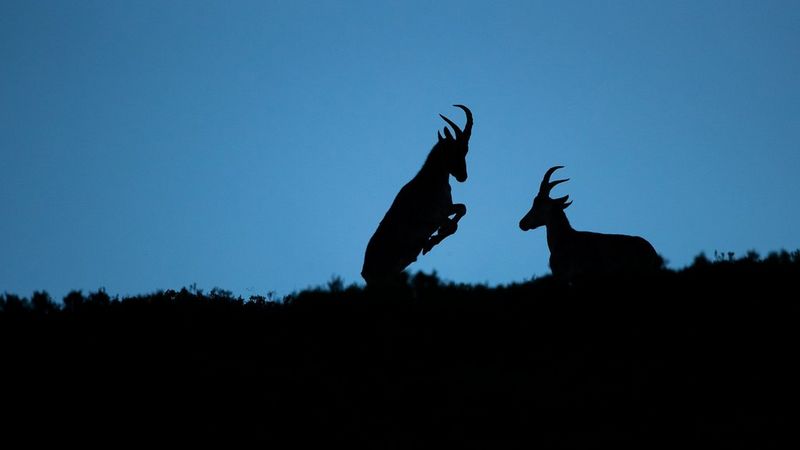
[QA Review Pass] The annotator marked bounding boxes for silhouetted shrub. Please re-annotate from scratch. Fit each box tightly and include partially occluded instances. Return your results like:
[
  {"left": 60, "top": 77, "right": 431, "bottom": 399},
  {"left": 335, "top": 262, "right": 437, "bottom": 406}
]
[
  {"left": 62, "top": 290, "right": 85, "bottom": 313},
  {"left": 31, "top": 291, "right": 57, "bottom": 315},
  {"left": 87, "top": 288, "right": 111, "bottom": 308},
  {"left": 1, "top": 293, "right": 29, "bottom": 314},
  {"left": 692, "top": 252, "right": 711, "bottom": 267}
]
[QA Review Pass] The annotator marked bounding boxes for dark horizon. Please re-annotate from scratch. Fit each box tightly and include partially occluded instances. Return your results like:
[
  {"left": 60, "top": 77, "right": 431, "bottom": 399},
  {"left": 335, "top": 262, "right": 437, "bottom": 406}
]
[
  {"left": 3, "top": 252, "right": 799, "bottom": 446},
  {"left": 3, "top": 1, "right": 800, "bottom": 301}
]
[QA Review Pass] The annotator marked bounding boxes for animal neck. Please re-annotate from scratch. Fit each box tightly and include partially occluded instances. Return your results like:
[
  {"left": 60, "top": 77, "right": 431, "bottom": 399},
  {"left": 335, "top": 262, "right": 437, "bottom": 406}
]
[
  {"left": 416, "top": 143, "right": 450, "bottom": 185},
  {"left": 545, "top": 209, "right": 575, "bottom": 253}
]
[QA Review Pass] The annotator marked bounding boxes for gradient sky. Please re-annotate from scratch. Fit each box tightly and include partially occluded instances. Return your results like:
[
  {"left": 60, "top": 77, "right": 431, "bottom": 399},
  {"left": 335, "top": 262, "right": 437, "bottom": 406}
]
[{"left": 2, "top": 1, "right": 799, "bottom": 300}]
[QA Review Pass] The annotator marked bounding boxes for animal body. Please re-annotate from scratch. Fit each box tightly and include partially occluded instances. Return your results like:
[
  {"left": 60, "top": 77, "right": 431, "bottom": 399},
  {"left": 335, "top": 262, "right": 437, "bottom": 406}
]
[
  {"left": 519, "top": 166, "right": 662, "bottom": 281},
  {"left": 362, "top": 105, "right": 473, "bottom": 286}
]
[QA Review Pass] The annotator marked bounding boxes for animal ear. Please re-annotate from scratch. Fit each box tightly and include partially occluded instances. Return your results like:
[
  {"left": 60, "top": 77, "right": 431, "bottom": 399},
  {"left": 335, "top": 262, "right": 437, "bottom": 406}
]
[
  {"left": 443, "top": 127, "right": 454, "bottom": 140},
  {"left": 438, "top": 130, "right": 444, "bottom": 142},
  {"left": 554, "top": 195, "right": 571, "bottom": 209}
]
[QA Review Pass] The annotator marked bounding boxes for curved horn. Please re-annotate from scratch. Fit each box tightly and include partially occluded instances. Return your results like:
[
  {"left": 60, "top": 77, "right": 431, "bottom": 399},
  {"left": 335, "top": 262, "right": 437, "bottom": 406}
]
[
  {"left": 453, "top": 104, "right": 472, "bottom": 139},
  {"left": 439, "top": 113, "right": 463, "bottom": 138},
  {"left": 548, "top": 178, "right": 570, "bottom": 192},
  {"left": 539, "top": 166, "right": 569, "bottom": 196}
]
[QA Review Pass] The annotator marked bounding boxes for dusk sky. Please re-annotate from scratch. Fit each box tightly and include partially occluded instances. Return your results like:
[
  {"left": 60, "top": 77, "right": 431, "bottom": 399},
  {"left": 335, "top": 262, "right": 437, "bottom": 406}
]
[{"left": 2, "top": 1, "right": 799, "bottom": 300}]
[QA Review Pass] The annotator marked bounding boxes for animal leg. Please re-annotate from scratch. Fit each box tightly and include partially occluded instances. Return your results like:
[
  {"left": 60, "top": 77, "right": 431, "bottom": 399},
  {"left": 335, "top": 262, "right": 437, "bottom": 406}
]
[
  {"left": 450, "top": 203, "right": 467, "bottom": 222},
  {"left": 422, "top": 223, "right": 456, "bottom": 255},
  {"left": 421, "top": 204, "right": 466, "bottom": 255}
]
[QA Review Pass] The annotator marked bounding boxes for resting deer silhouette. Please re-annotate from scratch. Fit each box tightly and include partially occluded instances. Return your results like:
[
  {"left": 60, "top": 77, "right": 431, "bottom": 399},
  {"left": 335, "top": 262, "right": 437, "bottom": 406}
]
[
  {"left": 519, "top": 166, "right": 662, "bottom": 282},
  {"left": 362, "top": 105, "right": 473, "bottom": 286}
]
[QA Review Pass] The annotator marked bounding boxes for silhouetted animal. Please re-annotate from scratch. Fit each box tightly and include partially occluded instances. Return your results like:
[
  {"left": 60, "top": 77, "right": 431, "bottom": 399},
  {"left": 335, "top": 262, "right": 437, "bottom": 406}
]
[
  {"left": 362, "top": 105, "right": 473, "bottom": 286},
  {"left": 519, "top": 166, "right": 662, "bottom": 281}
]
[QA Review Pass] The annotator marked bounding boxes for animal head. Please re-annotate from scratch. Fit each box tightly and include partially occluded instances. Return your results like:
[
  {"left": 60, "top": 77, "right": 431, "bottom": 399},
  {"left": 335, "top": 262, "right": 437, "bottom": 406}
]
[
  {"left": 436, "top": 104, "right": 473, "bottom": 182},
  {"left": 519, "top": 165, "right": 572, "bottom": 231}
]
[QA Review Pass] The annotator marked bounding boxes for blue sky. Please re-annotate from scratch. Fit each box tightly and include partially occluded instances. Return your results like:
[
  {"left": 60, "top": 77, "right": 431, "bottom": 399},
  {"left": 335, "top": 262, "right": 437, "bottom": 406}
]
[{"left": 2, "top": 1, "right": 799, "bottom": 300}]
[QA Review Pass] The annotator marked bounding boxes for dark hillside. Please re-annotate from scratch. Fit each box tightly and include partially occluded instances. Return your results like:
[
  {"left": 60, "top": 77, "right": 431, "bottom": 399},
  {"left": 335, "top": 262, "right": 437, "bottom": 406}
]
[{"left": 2, "top": 251, "right": 799, "bottom": 447}]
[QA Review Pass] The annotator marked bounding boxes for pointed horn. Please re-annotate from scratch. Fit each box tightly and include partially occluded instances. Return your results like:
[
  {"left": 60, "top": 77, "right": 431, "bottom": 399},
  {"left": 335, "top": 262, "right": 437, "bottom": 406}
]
[
  {"left": 548, "top": 178, "right": 570, "bottom": 192},
  {"left": 539, "top": 166, "right": 565, "bottom": 195},
  {"left": 439, "top": 113, "right": 463, "bottom": 138},
  {"left": 453, "top": 104, "right": 472, "bottom": 139}
]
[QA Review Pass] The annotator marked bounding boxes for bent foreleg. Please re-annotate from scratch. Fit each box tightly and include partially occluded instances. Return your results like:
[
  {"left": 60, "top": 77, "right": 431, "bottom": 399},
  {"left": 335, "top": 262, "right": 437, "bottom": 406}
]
[
  {"left": 422, "top": 203, "right": 467, "bottom": 255},
  {"left": 450, "top": 203, "right": 466, "bottom": 223}
]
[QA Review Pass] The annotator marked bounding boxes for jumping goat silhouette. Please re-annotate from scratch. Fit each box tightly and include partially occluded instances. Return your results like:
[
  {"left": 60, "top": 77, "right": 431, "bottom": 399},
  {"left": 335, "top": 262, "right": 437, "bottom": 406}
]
[
  {"left": 362, "top": 105, "right": 473, "bottom": 286},
  {"left": 519, "top": 166, "right": 662, "bottom": 282}
]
